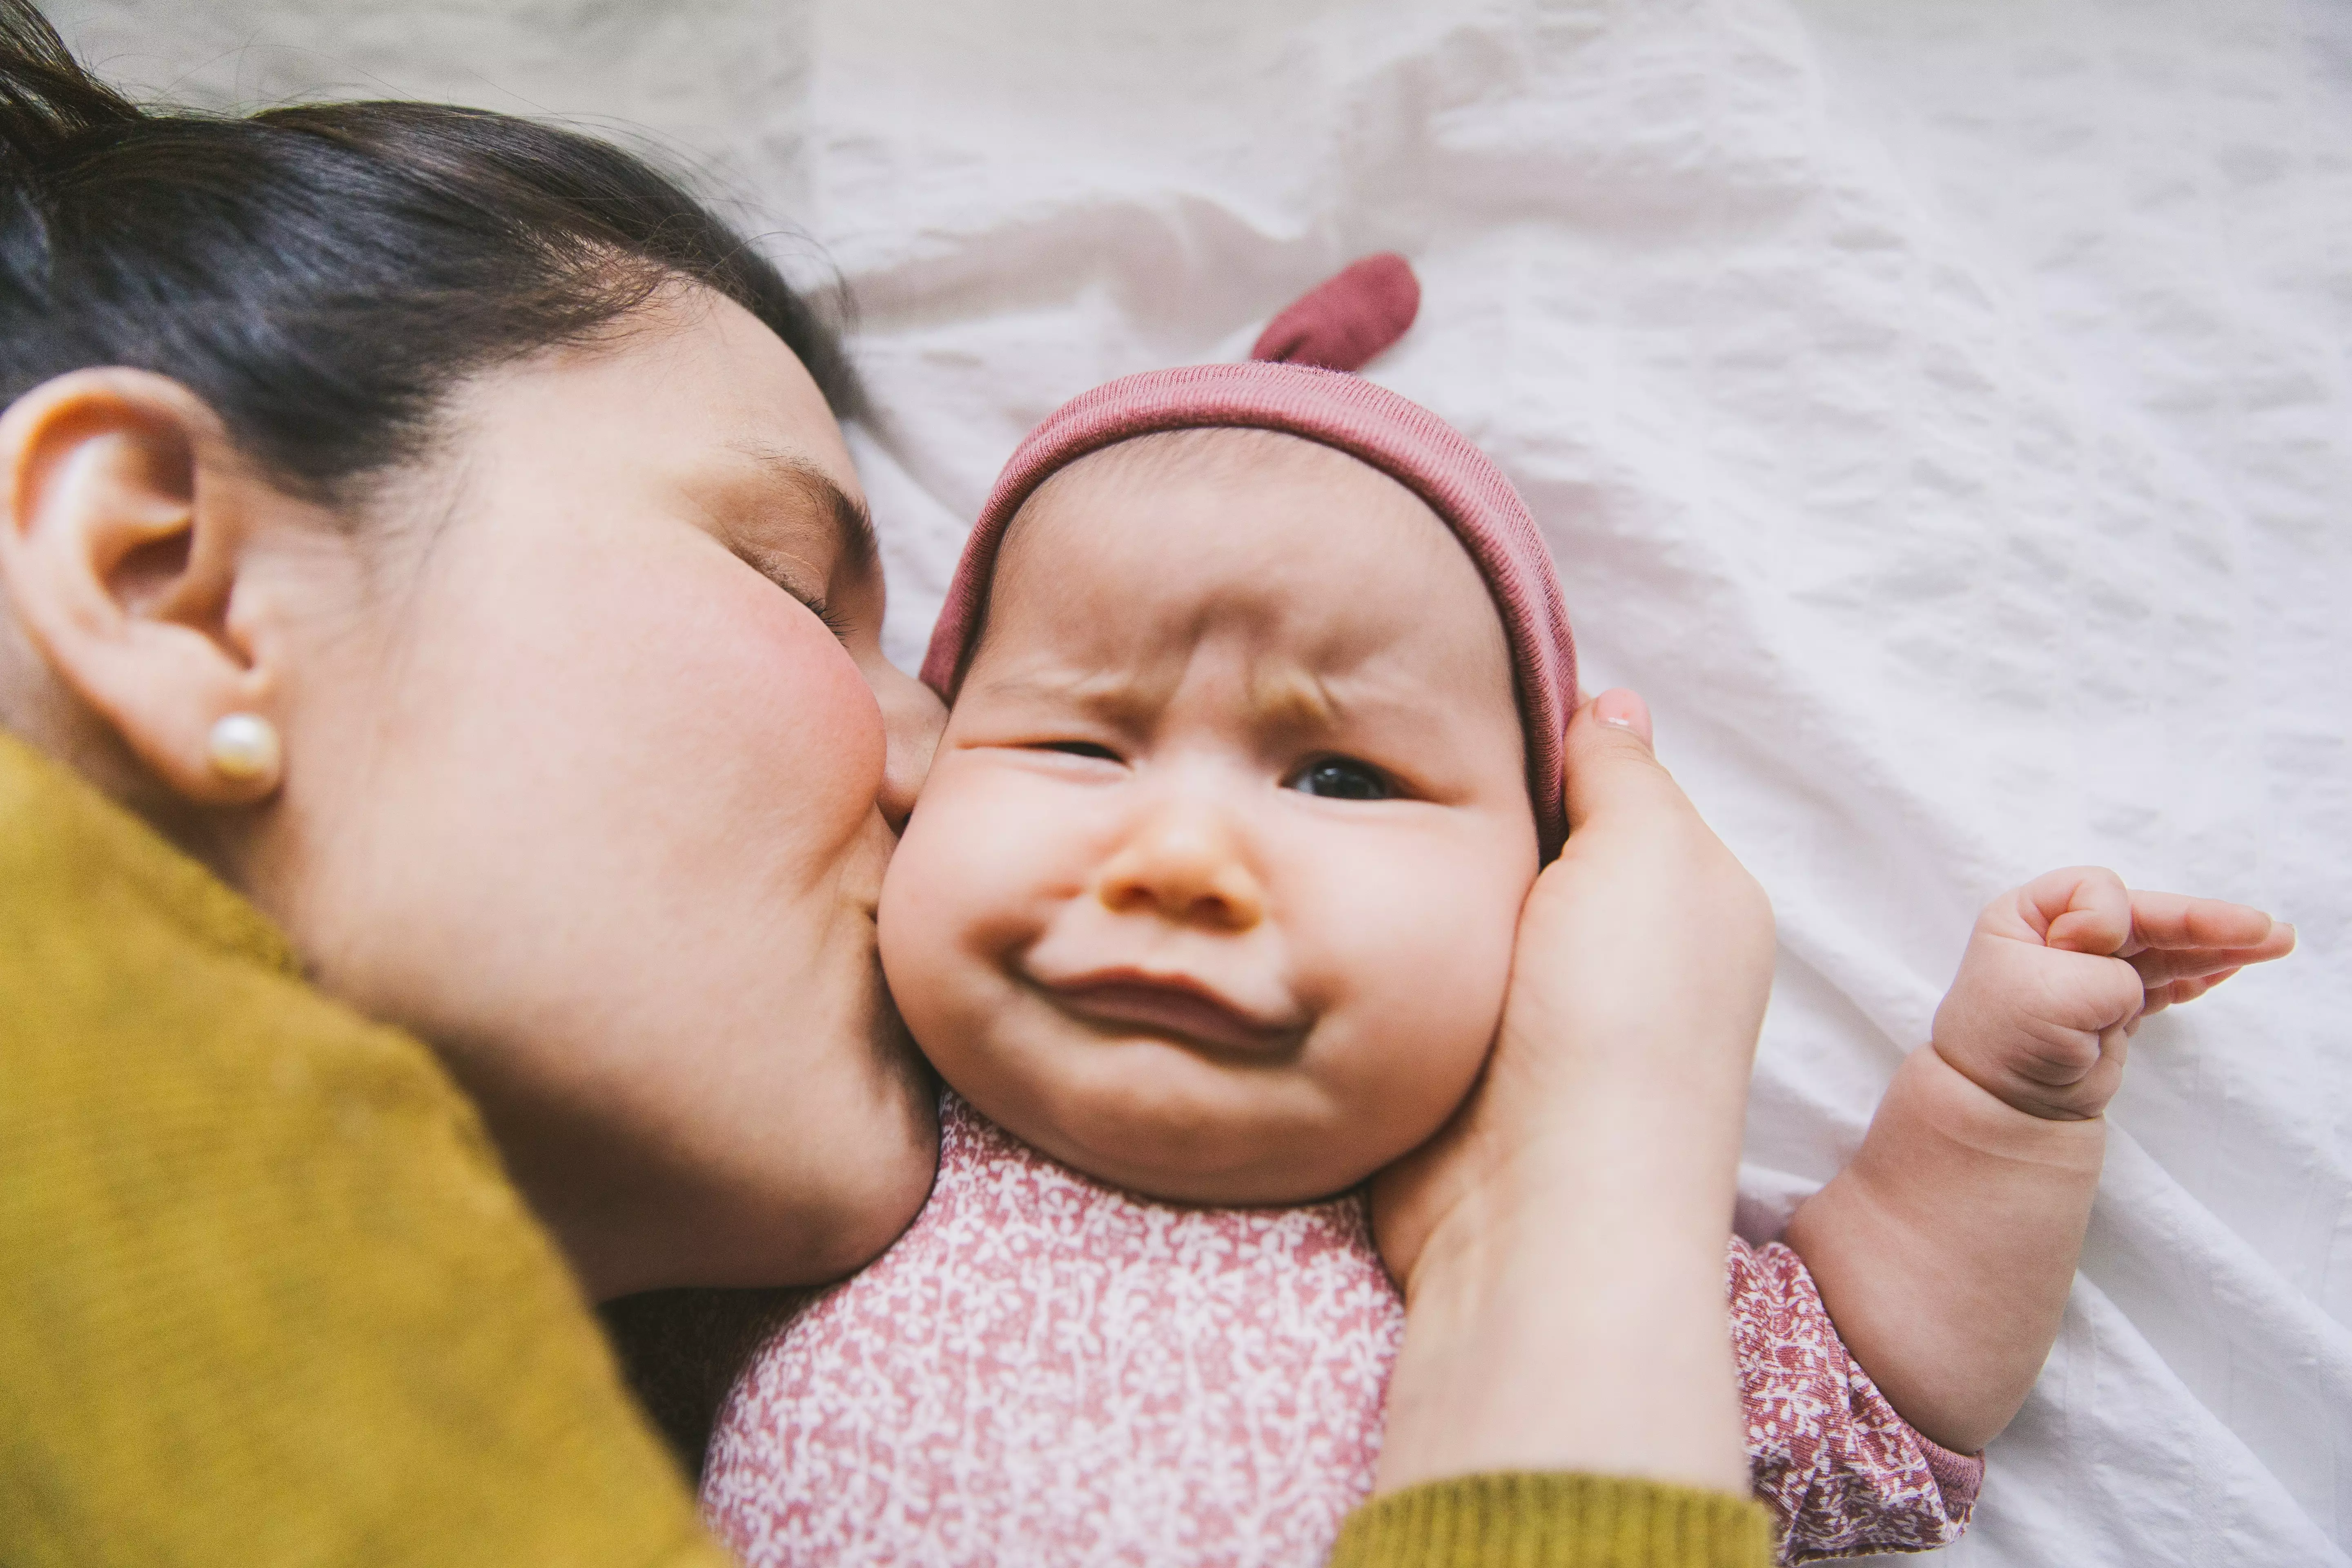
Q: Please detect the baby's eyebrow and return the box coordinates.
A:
[978,663,1345,737]
[1247,664,1339,732]
[980,668,1160,724]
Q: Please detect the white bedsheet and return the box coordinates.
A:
[52,1,2352,1561]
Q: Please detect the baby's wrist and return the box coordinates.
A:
[1928,1033,2114,1123]
[1888,1045,2108,1165]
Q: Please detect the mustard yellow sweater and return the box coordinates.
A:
[0,729,1770,1568]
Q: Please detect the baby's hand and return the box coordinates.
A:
[1932,867,2295,1121]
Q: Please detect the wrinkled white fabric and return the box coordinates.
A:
[52,2,2351,1561]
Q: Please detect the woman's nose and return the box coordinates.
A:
[867,655,945,834]
[1093,807,1265,932]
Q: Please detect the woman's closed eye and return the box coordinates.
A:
[727,542,851,639]
[791,591,850,639]
[1285,756,1399,801]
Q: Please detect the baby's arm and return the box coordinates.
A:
[1783,868,2294,1454]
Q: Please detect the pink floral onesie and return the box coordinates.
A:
[703,1094,1980,1566]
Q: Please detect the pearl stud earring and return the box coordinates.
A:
[206,713,283,786]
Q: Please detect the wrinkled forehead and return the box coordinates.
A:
[964,430,1515,752]
[988,427,1502,660]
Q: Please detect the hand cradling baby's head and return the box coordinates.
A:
[878,418,1550,1205]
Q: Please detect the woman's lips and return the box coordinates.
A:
[1036,970,1303,1056]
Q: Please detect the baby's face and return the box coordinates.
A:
[879,431,1540,1204]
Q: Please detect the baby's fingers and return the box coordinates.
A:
[2123,891,2291,956]
[2013,866,2132,954]
[2127,939,2295,987]
[2140,966,2242,1019]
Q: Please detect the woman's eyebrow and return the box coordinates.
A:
[733,444,879,572]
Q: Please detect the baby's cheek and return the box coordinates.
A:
[878,794,998,1054]
[1347,958,1506,1109]
[1310,837,1525,1127]
[878,763,1062,1054]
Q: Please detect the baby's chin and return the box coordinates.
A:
[940,1030,1432,1208]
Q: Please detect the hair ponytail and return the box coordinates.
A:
[0,2,139,180]
[0,0,858,504]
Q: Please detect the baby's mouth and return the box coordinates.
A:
[1036,970,1305,1058]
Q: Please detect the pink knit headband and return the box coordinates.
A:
[918,263,1578,859]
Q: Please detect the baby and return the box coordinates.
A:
[704,335,2289,1565]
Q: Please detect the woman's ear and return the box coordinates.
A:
[0,369,293,806]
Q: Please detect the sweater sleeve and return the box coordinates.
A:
[1329,1474,1775,1568]
[1728,1238,1983,1562]
[0,734,730,1568]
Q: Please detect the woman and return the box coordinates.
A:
[0,3,1775,1562]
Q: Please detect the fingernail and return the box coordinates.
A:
[1593,688,1653,746]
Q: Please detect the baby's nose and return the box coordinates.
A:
[1093,810,1265,932]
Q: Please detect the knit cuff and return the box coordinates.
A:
[1329,1472,1776,1568]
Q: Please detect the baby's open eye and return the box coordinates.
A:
[1286,757,1398,801]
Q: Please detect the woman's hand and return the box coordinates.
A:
[1370,690,1775,1494]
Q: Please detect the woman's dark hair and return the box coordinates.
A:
[0,0,860,503]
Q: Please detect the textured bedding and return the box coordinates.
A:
[49,1,2351,1561]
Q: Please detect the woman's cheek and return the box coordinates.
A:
[548,533,889,865]
[728,583,888,828]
